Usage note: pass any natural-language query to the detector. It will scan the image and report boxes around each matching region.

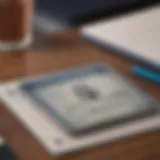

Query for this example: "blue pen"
[132,66,160,84]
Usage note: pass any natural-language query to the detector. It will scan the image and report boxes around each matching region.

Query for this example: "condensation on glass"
[0,0,33,51]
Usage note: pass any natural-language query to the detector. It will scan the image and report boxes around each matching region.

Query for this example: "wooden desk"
[0,30,159,160]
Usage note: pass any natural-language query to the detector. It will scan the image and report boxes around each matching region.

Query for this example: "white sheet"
[82,5,160,67]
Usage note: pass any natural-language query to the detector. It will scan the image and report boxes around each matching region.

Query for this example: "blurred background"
[0,0,160,160]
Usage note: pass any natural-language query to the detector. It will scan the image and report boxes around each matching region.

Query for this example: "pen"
[132,65,160,84]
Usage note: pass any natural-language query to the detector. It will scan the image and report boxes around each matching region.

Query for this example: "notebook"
[81,5,160,72]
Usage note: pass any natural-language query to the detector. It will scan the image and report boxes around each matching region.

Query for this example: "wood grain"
[0,30,159,160]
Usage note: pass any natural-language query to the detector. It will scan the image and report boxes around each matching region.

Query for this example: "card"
[21,65,159,135]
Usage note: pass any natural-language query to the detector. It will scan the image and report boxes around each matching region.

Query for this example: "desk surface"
[0,30,159,160]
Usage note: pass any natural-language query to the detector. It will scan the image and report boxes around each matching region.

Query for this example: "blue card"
[21,64,159,135]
